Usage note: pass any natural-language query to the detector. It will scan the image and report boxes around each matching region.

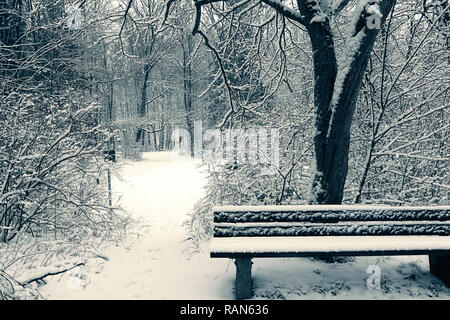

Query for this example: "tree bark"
[136,63,151,147]
[183,33,195,157]
[301,0,397,204]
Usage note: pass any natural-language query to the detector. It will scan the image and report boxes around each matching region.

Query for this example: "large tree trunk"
[299,0,397,204]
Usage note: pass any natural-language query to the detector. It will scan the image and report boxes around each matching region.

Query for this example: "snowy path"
[41,152,450,300]
[42,152,234,299]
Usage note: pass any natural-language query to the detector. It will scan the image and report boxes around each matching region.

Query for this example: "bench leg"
[429,253,450,287]
[235,258,252,299]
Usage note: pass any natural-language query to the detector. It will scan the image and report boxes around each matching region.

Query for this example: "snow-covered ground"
[40,152,450,299]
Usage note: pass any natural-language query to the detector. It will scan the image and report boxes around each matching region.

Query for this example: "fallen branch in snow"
[20,262,85,286]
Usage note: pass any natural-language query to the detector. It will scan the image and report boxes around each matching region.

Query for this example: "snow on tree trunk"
[305,0,397,204]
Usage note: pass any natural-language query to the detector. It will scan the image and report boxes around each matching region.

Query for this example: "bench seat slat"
[214,209,450,223]
[213,205,450,212]
[216,220,450,227]
[210,236,450,258]
[214,207,450,223]
[214,223,450,237]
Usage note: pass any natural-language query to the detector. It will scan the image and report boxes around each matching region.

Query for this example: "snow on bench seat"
[210,235,450,258]
[212,204,450,212]
[213,205,450,223]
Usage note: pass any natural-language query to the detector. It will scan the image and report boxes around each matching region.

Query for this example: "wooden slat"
[213,206,450,223]
[210,249,450,258]
[209,236,450,258]
[214,222,450,237]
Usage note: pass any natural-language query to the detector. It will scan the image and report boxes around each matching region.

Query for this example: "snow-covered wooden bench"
[209,205,450,299]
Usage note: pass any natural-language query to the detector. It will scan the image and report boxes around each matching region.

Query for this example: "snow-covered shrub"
[0,91,117,243]
[190,161,278,242]
[0,90,133,298]
[189,125,314,242]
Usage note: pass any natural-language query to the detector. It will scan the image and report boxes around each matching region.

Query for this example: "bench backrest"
[213,205,450,237]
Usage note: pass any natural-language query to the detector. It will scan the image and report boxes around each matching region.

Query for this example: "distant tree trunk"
[165,123,172,150]
[0,0,25,84]
[107,74,116,151]
[159,118,165,150]
[139,64,150,117]
[182,33,195,157]
[137,63,151,147]
[108,78,114,121]
[152,126,158,150]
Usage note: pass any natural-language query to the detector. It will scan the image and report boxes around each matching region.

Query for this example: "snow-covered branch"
[261,0,306,24]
